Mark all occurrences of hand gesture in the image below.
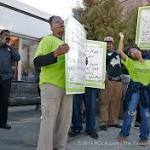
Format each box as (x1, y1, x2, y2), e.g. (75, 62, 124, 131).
(119, 32, 124, 39)
(54, 43, 70, 57)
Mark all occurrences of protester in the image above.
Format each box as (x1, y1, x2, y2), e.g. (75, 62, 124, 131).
(117, 32, 150, 146)
(122, 50, 150, 127)
(0, 30, 20, 129)
(69, 88, 99, 139)
(99, 36, 123, 131)
(34, 16, 72, 150)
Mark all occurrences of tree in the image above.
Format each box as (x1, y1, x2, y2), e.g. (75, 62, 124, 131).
(123, 7, 138, 47)
(72, 6, 83, 21)
(73, 0, 138, 47)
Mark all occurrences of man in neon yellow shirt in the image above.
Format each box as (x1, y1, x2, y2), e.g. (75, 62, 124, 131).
(117, 32, 150, 146)
(34, 16, 72, 150)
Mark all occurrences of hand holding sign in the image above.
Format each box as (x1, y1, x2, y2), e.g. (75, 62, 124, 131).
(53, 43, 70, 57)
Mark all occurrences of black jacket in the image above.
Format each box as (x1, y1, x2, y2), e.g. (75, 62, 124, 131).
(0, 44, 20, 80)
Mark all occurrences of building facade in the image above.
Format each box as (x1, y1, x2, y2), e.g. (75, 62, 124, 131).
(0, 0, 51, 82)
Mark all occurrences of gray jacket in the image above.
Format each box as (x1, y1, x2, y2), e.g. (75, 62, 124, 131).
(0, 44, 20, 80)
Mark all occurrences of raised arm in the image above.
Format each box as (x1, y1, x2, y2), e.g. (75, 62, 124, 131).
(117, 32, 126, 61)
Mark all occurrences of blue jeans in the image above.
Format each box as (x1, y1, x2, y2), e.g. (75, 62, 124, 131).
(119, 91, 150, 140)
(71, 87, 97, 132)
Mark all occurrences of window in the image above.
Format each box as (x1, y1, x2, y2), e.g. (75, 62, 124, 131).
(9, 36, 19, 80)
(20, 38, 38, 82)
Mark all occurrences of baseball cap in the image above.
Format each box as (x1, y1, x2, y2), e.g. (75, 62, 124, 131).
(104, 36, 114, 42)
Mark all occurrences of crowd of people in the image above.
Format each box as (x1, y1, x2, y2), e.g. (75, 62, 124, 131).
(33, 15, 150, 149)
(0, 14, 150, 150)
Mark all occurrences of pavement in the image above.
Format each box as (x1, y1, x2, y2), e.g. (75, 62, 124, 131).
(0, 106, 150, 150)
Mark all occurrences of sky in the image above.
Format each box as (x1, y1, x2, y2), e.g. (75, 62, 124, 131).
(17, 0, 82, 18)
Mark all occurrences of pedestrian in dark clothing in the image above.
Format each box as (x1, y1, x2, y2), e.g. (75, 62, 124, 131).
(0, 30, 20, 129)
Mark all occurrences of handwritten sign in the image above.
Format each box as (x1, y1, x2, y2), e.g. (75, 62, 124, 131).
(85, 40, 106, 89)
(65, 17, 86, 94)
(135, 6, 150, 50)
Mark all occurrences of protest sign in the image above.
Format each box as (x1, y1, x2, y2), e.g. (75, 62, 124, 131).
(135, 6, 150, 50)
(65, 17, 87, 94)
(65, 17, 106, 94)
(85, 40, 106, 89)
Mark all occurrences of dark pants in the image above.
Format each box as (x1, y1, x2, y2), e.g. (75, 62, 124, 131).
(35, 85, 41, 110)
(0, 78, 11, 125)
(72, 87, 97, 132)
(136, 104, 141, 124)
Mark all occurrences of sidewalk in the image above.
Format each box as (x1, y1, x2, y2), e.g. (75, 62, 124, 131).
(0, 106, 149, 150)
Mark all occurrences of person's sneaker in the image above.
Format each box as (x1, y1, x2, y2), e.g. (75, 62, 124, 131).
(117, 135, 127, 143)
(68, 129, 80, 137)
(0, 124, 11, 129)
(138, 139, 148, 146)
(99, 125, 107, 131)
(86, 131, 99, 139)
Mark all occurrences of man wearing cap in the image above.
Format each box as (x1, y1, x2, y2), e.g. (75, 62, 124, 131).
(98, 36, 123, 131)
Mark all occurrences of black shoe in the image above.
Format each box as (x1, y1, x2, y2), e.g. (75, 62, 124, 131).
(99, 125, 107, 131)
(135, 122, 140, 127)
(138, 139, 148, 146)
(86, 131, 99, 139)
(0, 124, 11, 129)
(69, 129, 80, 137)
(109, 124, 121, 128)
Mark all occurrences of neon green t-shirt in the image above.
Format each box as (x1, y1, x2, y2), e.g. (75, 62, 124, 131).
(123, 56, 150, 86)
(34, 35, 65, 89)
